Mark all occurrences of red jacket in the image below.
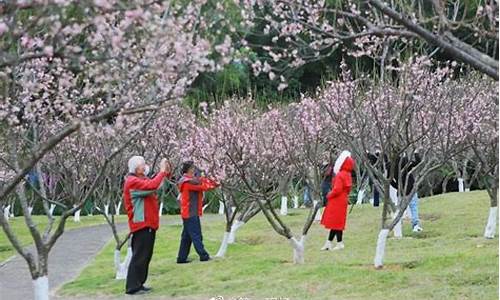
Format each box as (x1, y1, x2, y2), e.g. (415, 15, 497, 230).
(321, 157, 354, 230)
(123, 171, 169, 233)
(178, 175, 218, 219)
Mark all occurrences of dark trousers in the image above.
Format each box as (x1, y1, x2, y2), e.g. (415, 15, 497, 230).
(369, 179, 380, 207)
(328, 230, 343, 242)
(126, 227, 156, 294)
(177, 216, 210, 262)
(373, 188, 380, 207)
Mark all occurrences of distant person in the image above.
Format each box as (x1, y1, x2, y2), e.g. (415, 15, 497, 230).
(303, 182, 313, 208)
(177, 161, 219, 263)
(320, 151, 355, 251)
(391, 152, 423, 232)
(320, 160, 334, 207)
(367, 150, 381, 207)
(124, 156, 171, 295)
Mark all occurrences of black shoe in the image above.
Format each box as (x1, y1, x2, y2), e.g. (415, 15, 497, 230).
(126, 288, 150, 295)
(177, 259, 193, 264)
(141, 286, 152, 292)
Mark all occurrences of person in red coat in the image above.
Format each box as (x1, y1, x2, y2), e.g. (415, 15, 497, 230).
(124, 156, 171, 295)
(176, 161, 219, 263)
(320, 150, 355, 251)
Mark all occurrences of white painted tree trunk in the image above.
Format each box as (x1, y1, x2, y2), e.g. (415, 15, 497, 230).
(458, 178, 464, 192)
(218, 201, 225, 215)
(158, 202, 164, 217)
(393, 211, 403, 238)
(104, 204, 110, 217)
(292, 195, 299, 209)
(484, 206, 498, 239)
(465, 188, 470, 192)
(9, 203, 14, 217)
(389, 186, 398, 205)
(115, 202, 122, 216)
(228, 220, 245, 244)
(114, 247, 132, 280)
(3, 205, 10, 221)
(280, 196, 288, 215)
(215, 232, 230, 258)
(356, 189, 365, 205)
(73, 209, 81, 222)
(28, 206, 34, 216)
(374, 229, 390, 268)
(33, 275, 49, 300)
(314, 201, 322, 221)
(289, 236, 306, 264)
(49, 204, 56, 216)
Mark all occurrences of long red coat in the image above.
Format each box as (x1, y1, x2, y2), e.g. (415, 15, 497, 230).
(320, 156, 354, 230)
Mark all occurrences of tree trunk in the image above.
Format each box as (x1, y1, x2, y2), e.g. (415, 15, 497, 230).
(158, 202, 163, 217)
(442, 176, 450, 194)
(374, 229, 390, 269)
(292, 195, 299, 209)
(218, 201, 224, 215)
(73, 209, 81, 222)
(104, 204, 110, 217)
(33, 275, 49, 300)
(49, 204, 56, 216)
(3, 205, 10, 221)
(313, 200, 322, 221)
(228, 220, 245, 244)
(28, 206, 34, 216)
(356, 189, 365, 205)
(389, 187, 403, 238)
(393, 210, 403, 238)
(115, 202, 122, 216)
(289, 235, 306, 264)
(215, 231, 230, 258)
(114, 247, 132, 280)
(458, 177, 464, 192)
(484, 189, 498, 239)
(484, 206, 497, 239)
(280, 196, 288, 215)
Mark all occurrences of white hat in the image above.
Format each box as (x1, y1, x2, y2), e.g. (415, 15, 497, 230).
(333, 150, 351, 174)
(128, 156, 146, 174)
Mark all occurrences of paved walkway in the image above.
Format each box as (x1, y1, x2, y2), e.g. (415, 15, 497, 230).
(0, 215, 222, 300)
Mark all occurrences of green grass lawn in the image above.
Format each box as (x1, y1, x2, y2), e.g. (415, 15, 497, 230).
(60, 191, 498, 300)
(0, 215, 127, 262)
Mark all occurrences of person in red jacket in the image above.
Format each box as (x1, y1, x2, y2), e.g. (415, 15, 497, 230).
(320, 150, 355, 251)
(124, 156, 171, 295)
(176, 161, 219, 263)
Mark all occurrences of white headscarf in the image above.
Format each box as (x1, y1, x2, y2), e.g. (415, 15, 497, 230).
(333, 150, 351, 174)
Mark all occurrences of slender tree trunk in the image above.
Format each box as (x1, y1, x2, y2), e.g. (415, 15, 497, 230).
(484, 188, 498, 239)
(442, 176, 450, 194)
(49, 204, 56, 216)
(288, 235, 306, 264)
(115, 202, 122, 216)
(458, 177, 464, 192)
(218, 201, 224, 215)
(280, 196, 288, 215)
(33, 274, 49, 300)
(114, 246, 132, 280)
(374, 229, 390, 269)
(292, 195, 299, 209)
(215, 231, 230, 258)
(228, 220, 245, 244)
(158, 202, 163, 217)
(356, 189, 365, 205)
(3, 205, 11, 221)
